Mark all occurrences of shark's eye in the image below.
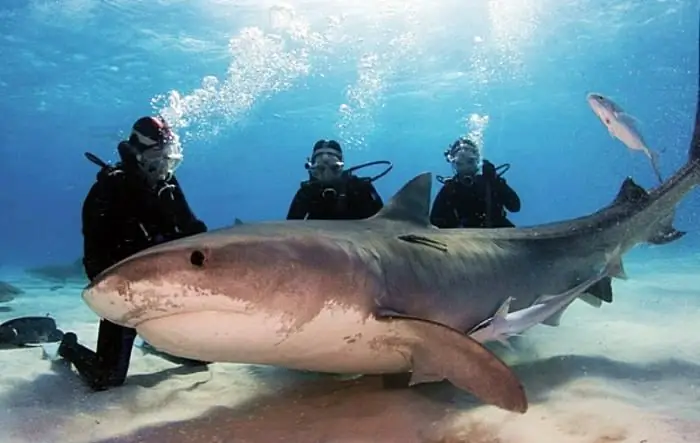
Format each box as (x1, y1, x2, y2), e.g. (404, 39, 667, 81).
(190, 250, 206, 267)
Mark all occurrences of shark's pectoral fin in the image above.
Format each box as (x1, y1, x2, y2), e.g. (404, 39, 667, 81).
(584, 276, 613, 303)
(374, 310, 528, 413)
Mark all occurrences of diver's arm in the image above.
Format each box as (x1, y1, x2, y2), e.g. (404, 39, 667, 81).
(356, 180, 384, 218)
(167, 176, 208, 236)
(496, 178, 521, 213)
(429, 186, 458, 228)
(286, 187, 310, 220)
(81, 178, 124, 281)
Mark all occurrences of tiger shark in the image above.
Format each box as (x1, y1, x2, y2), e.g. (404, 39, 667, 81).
(80, 96, 700, 414)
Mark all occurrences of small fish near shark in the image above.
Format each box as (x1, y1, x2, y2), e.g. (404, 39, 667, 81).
(469, 246, 625, 347)
(80, 88, 700, 418)
(587, 92, 664, 184)
(0, 316, 64, 349)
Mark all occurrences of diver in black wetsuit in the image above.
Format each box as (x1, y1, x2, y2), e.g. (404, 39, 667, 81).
(430, 137, 521, 229)
(57, 116, 208, 391)
(286, 139, 392, 220)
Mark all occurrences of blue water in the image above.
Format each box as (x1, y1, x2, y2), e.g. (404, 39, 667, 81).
(0, 0, 697, 267)
(0, 1, 699, 442)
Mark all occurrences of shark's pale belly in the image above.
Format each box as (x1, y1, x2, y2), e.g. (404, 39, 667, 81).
(135, 306, 414, 374)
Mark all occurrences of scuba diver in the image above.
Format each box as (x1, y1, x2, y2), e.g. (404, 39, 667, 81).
(430, 136, 521, 229)
(57, 115, 209, 391)
(286, 139, 392, 220)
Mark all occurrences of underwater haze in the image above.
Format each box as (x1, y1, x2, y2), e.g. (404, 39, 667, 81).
(1, 0, 700, 442)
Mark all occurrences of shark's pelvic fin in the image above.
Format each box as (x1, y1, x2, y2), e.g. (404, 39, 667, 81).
(373, 173, 433, 226)
(374, 308, 528, 413)
(583, 277, 613, 303)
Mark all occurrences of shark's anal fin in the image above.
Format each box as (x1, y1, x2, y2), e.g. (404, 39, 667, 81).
(397, 234, 448, 252)
(374, 309, 528, 413)
(583, 277, 613, 303)
(373, 173, 433, 226)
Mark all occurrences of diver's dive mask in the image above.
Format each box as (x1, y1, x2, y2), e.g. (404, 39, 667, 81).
(135, 128, 183, 183)
(305, 153, 345, 183)
(444, 139, 481, 177)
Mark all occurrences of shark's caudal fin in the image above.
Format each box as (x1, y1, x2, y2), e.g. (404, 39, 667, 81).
(373, 172, 433, 226)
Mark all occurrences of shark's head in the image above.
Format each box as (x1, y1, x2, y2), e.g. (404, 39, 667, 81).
(81, 227, 383, 360)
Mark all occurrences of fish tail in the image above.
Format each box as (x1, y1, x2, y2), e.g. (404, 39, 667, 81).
(647, 148, 664, 184)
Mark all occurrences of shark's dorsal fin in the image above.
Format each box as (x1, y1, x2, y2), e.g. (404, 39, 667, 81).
(612, 177, 649, 206)
(234, 218, 244, 226)
(373, 172, 432, 225)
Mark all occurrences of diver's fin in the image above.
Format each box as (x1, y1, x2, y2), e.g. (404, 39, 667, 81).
(375, 309, 528, 413)
(584, 277, 613, 303)
(373, 173, 432, 226)
(138, 341, 210, 367)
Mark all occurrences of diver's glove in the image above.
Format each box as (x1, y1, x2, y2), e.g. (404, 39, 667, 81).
(482, 160, 498, 181)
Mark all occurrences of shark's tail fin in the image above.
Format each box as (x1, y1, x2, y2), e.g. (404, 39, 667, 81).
(690, 86, 700, 164)
(611, 178, 687, 245)
(642, 72, 700, 245)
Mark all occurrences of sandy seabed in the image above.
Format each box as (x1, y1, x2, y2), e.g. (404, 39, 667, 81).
(0, 249, 699, 443)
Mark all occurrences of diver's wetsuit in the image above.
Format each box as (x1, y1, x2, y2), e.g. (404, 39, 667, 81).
(58, 158, 207, 391)
(430, 161, 521, 229)
(287, 174, 384, 220)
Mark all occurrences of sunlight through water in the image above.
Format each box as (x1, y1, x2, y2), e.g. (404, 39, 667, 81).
(149, 0, 542, 150)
